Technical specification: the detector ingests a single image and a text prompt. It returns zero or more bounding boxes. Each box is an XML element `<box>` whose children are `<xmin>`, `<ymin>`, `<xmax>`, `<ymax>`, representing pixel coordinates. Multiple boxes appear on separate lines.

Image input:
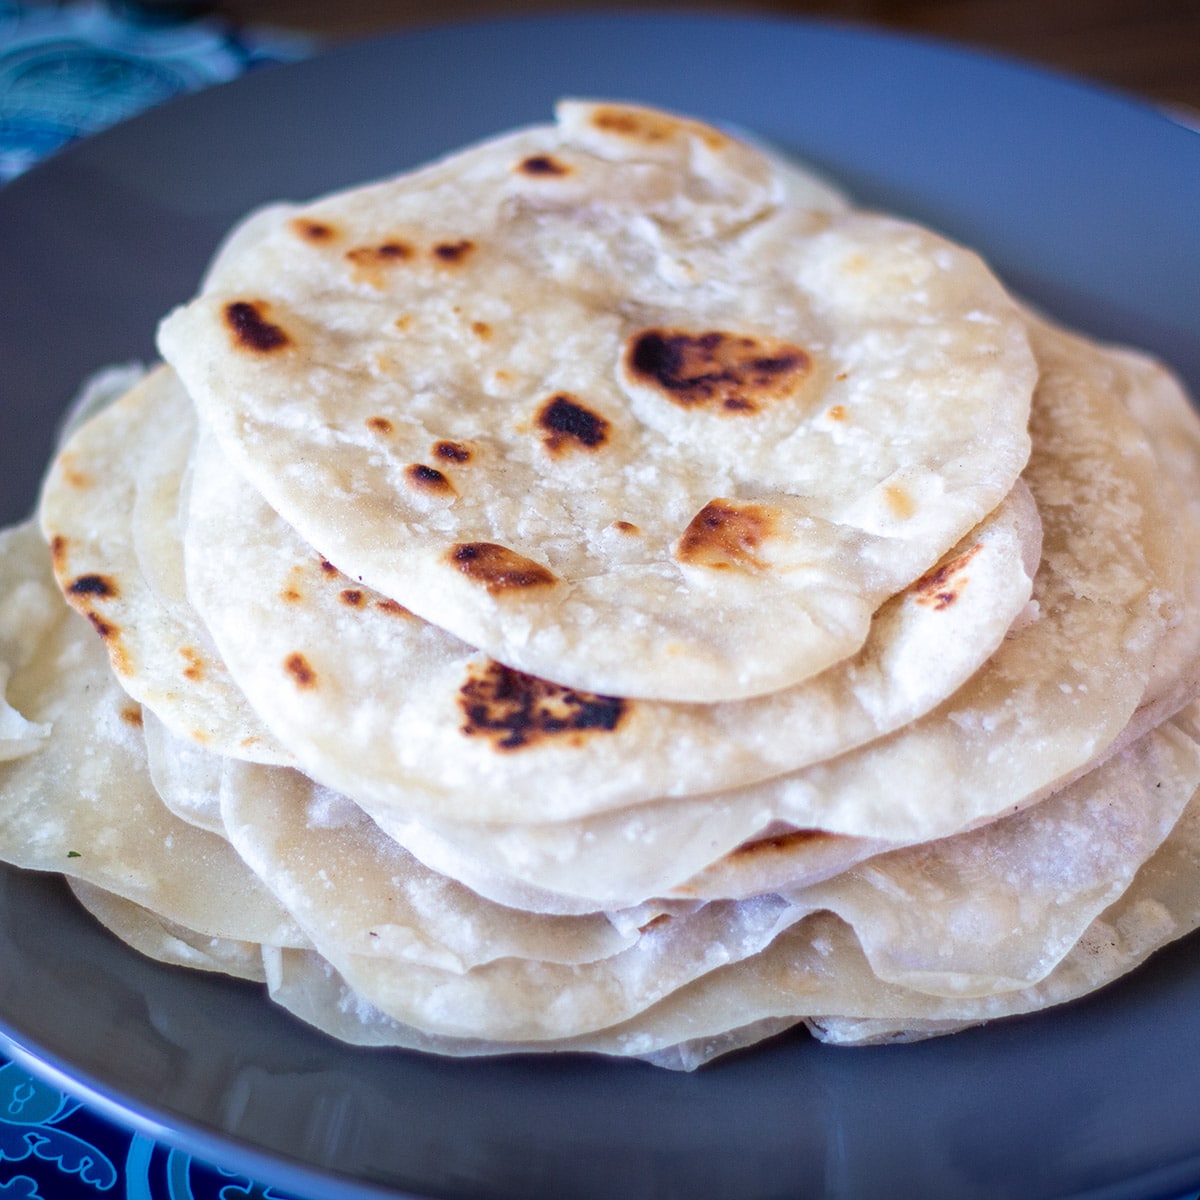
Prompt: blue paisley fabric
<box><xmin>0</xmin><ymin>1058</ymin><xmax>306</xmax><ymax>1199</ymax></box>
<box><xmin>0</xmin><ymin>0</ymin><xmax>310</xmax><ymax>179</ymax></box>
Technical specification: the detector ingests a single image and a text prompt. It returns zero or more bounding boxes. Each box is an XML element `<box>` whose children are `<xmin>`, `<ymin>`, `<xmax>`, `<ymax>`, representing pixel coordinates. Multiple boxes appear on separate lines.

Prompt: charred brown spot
<box><xmin>347</xmin><ymin>241</ymin><xmax>413</xmax><ymax>264</ymax></box>
<box><xmin>536</xmin><ymin>394</ymin><xmax>610</xmax><ymax>454</ymax></box>
<box><xmin>405</xmin><ymin>463</ymin><xmax>456</xmax><ymax>496</ymax></box>
<box><xmin>50</xmin><ymin>535</ymin><xmax>68</xmax><ymax>569</ymax></box>
<box><xmin>68</xmin><ymin>574</ymin><xmax>117</xmax><ymax>599</ymax></box>
<box><xmin>518</xmin><ymin>154</ymin><xmax>570</xmax><ymax>176</ymax></box>
<box><xmin>625</xmin><ymin>329</ymin><xmax>811</xmax><ymax>414</ymax></box>
<box><xmin>637</xmin><ymin>914</ymin><xmax>672</xmax><ymax>935</ymax></box>
<box><xmin>225</xmin><ymin>301</ymin><xmax>290</xmax><ymax>353</ymax></box>
<box><xmin>612</xmin><ymin>520</ymin><xmax>639</xmax><ymax>535</ymax></box>
<box><xmin>375</xmin><ymin>598</ymin><xmax>412</xmax><ymax>618</ymax></box>
<box><xmin>346</xmin><ymin>242</ymin><xmax>415</xmax><ymax>288</ymax></box>
<box><xmin>432</xmin><ymin>239</ymin><xmax>474</xmax><ymax>264</ymax></box>
<box><xmin>731</xmin><ymin>829</ymin><xmax>827</xmax><ymax>858</ymax></box>
<box><xmin>434</xmin><ymin>440</ymin><xmax>472</xmax><ymax>463</ymax></box>
<box><xmin>291</xmin><ymin>218</ymin><xmax>337</xmax><ymax>243</ymax></box>
<box><xmin>913</xmin><ymin>543</ymin><xmax>983</xmax><ymax>611</ymax></box>
<box><xmin>366</xmin><ymin>416</ymin><xmax>394</xmax><ymax>436</ymax></box>
<box><xmin>120</xmin><ymin>706</ymin><xmax>144</xmax><ymax>728</ymax></box>
<box><xmin>676</xmin><ymin>500</ymin><xmax>776</xmax><ymax>571</ymax></box>
<box><xmin>827</xmin><ymin>404</ymin><xmax>847</xmax><ymax>421</ymax></box>
<box><xmin>471</xmin><ymin>321</ymin><xmax>493</xmax><ymax>340</ymax></box>
<box><xmin>279</xmin><ymin>587</ymin><xmax>303</xmax><ymax>603</ymax></box>
<box><xmin>284</xmin><ymin>652</ymin><xmax>317</xmax><ymax>689</ymax></box>
<box><xmin>86</xmin><ymin>612</ymin><xmax>115</xmax><ymax>639</ymax></box>
<box><xmin>58</xmin><ymin>455</ymin><xmax>91</xmax><ymax>489</ymax></box>
<box><xmin>339</xmin><ymin>589</ymin><xmax>364</xmax><ymax>607</ymax></box>
<box><xmin>450</xmin><ymin>543</ymin><xmax>557</xmax><ymax>593</ymax></box>
<box><xmin>179</xmin><ymin>646</ymin><xmax>206</xmax><ymax>682</ymax></box>
<box><xmin>458</xmin><ymin>659</ymin><xmax>626</xmax><ymax>751</ymax></box>
<box><xmin>319</xmin><ymin>559</ymin><xmax>339</xmax><ymax>576</ymax></box>
<box><xmin>590</xmin><ymin>106</ymin><xmax>727</xmax><ymax>150</ymax></box>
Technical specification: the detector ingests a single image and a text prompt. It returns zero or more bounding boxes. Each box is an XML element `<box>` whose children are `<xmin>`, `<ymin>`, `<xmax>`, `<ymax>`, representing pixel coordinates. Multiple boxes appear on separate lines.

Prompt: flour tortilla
<box><xmin>218</xmin><ymin>756</ymin><xmax>705</xmax><ymax>973</ymax></box>
<box><xmin>0</xmin><ymin>522</ymin><xmax>56</xmax><ymax>760</ymax></box>
<box><xmin>142</xmin><ymin>707</ymin><xmax>226</xmax><ymax>835</ymax></box>
<box><xmin>686</xmin><ymin>315</ymin><xmax>1182</xmax><ymax>843</ymax></box>
<box><xmin>256</xmin><ymin>712</ymin><xmax>1200</xmax><ymax>1058</ymax></box>
<box><xmin>183</xmin><ymin>412</ymin><xmax>1039</xmax><ymax>820</ymax></box>
<box><xmin>160</xmin><ymin>99</ymin><xmax>1035</xmax><ymax>702</ymax></box>
<box><xmin>273</xmin><ymin>316</ymin><xmax>1189</xmax><ymax>922</ymax></box>
<box><xmin>37</xmin><ymin>367</ymin><xmax>290</xmax><ymax>765</ymax></box>
<box><xmin>0</xmin><ymin>524</ymin><xmax>302</xmax><ymax>946</ymax></box>
<box><xmin>208</xmin><ymin>702</ymin><xmax>1198</xmax><ymax>1043</ymax></box>
<box><xmin>69</xmin><ymin>879</ymin><xmax>270</xmax><ymax>982</ymax></box>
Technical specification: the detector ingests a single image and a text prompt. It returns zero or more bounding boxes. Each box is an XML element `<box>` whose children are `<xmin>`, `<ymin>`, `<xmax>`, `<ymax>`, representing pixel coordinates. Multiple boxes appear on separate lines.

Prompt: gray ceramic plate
<box><xmin>1</xmin><ymin>13</ymin><xmax>1199</xmax><ymax>1200</ymax></box>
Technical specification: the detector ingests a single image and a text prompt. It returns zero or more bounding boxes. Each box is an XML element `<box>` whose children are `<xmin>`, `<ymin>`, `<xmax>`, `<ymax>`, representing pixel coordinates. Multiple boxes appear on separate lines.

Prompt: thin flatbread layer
<box><xmin>37</xmin><ymin>367</ymin><xmax>291</xmax><ymax>765</ymax></box>
<box><xmin>213</xmin><ymin>708</ymin><xmax>1198</xmax><ymax>1043</ymax></box>
<box><xmin>681</xmin><ymin>315</ymin><xmax>1181</xmax><ymax>843</ymax></box>
<box><xmin>183</xmin><ymin>410</ymin><xmax>1039</xmax><ymax>820</ymax></box>
<box><xmin>0</xmin><ymin>522</ymin><xmax>302</xmax><ymax>946</ymax></box>
<box><xmin>218</xmin><ymin>754</ymin><xmax>706</xmax><ymax>973</ymax></box>
<box><xmin>268</xmin><ymin>315</ymin><xmax>1187</xmax><ymax>920</ymax></box>
<box><xmin>69</xmin><ymin>879</ymin><xmax>269</xmax><ymax>982</ymax></box>
<box><xmin>257</xmin><ymin>712</ymin><xmax>1200</xmax><ymax>1058</ymax></box>
<box><xmin>159</xmin><ymin>100</ymin><xmax>1035</xmax><ymax>702</ymax></box>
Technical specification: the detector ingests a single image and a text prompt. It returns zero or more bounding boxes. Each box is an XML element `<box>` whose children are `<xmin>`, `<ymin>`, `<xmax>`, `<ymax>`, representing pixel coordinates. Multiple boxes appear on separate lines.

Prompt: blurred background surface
<box><xmin>202</xmin><ymin>0</ymin><xmax>1200</xmax><ymax>114</ymax></box>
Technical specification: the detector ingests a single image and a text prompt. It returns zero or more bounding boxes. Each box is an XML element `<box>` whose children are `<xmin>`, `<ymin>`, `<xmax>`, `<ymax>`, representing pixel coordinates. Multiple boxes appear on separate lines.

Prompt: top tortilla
<box><xmin>158</xmin><ymin>99</ymin><xmax>1035</xmax><ymax>701</ymax></box>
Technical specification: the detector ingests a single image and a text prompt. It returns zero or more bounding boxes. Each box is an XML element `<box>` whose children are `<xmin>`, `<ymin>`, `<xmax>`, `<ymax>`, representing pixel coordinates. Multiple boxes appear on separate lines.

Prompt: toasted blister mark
<box><xmin>284</xmin><ymin>652</ymin><xmax>317</xmax><ymax>689</ymax></box>
<box><xmin>119</xmin><ymin>706</ymin><xmax>144</xmax><ymax>728</ymax></box>
<box><xmin>434</xmin><ymin>440</ymin><xmax>472</xmax><ymax>464</ymax></box>
<box><xmin>366</xmin><ymin>416</ymin><xmax>395</xmax><ymax>436</ymax></box>
<box><xmin>49</xmin><ymin>535</ymin><xmax>68</xmax><ymax>570</ymax></box>
<box><xmin>885</xmin><ymin>484</ymin><xmax>915</xmax><ymax>520</ymax></box>
<box><xmin>449</xmin><ymin>543</ymin><xmax>559</xmax><ymax>594</ymax></box>
<box><xmin>913</xmin><ymin>542</ymin><xmax>984</xmax><ymax>611</ymax></box>
<box><xmin>637</xmin><ymin>913</ymin><xmax>672</xmax><ymax>935</ymax></box>
<box><xmin>224</xmin><ymin>301</ymin><xmax>291</xmax><ymax>353</ymax></box>
<box><xmin>179</xmin><ymin>646</ymin><xmax>206</xmax><ymax>682</ymax></box>
<box><xmin>346</xmin><ymin>241</ymin><xmax>414</xmax><ymax>286</ymax></box>
<box><xmin>826</xmin><ymin>405</ymin><xmax>847</xmax><ymax>422</ymax></box>
<box><xmin>458</xmin><ymin>659</ymin><xmax>626</xmax><ymax>751</ymax></box>
<box><xmin>516</xmin><ymin>153</ymin><xmax>571</xmax><ymax>177</ymax></box>
<box><xmin>587</xmin><ymin>103</ymin><xmax>728</xmax><ymax>151</ymax></box>
<box><xmin>471</xmin><ymin>321</ymin><xmax>493</xmax><ymax>340</ymax></box>
<box><xmin>319</xmin><ymin>559</ymin><xmax>339</xmax><ymax>577</ymax></box>
<box><xmin>290</xmin><ymin>218</ymin><xmax>338</xmax><ymax>243</ymax></box>
<box><xmin>279</xmin><ymin>587</ymin><xmax>303</xmax><ymax>603</ymax></box>
<box><xmin>67</xmin><ymin>573</ymin><xmax>118</xmax><ymax>599</ymax></box>
<box><xmin>624</xmin><ymin>329</ymin><xmax>812</xmax><ymax>414</ymax></box>
<box><xmin>730</xmin><ymin>829</ymin><xmax>827</xmax><ymax>859</ymax></box>
<box><xmin>536</xmin><ymin>394</ymin><xmax>610</xmax><ymax>454</ymax></box>
<box><xmin>57</xmin><ymin>452</ymin><xmax>91</xmax><ymax>489</ymax></box>
<box><xmin>405</xmin><ymin>463</ymin><xmax>457</xmax><ymax>496</ymax></box>
<box><xmin>675</xmin><ymin>499</ymin><xmax>777</xmax><ymax>571</ymax></box>
<box><xmin>339</xmin><ymin>589</ymin><xmax>365</xmax><ymax>608</ymax></box>
<box><xmin>432</xmin><ymin>239</ymin><xmax>474</xmax><ymax>265</ymax></box>
<box><xmin>83</xmin><ymin>612</ymin><xmax>130</xmax><ymax>675</ymax></box>
<box><xmin>374</xmin><ymin>598</ymin><xmax>413</xmax><ymax>618</ymax></box>
<box><xmin>612</xmin><ymin>520</ymin><xmax>640</xmax><ymax>535</ymax></box>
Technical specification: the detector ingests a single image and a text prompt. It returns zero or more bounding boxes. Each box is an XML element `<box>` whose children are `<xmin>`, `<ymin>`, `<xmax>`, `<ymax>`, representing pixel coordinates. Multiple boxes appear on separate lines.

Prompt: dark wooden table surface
<box><xmin>207</xmin><ymin>0</ymin><xmax>1200</xmax><ymax>116</ymax></box>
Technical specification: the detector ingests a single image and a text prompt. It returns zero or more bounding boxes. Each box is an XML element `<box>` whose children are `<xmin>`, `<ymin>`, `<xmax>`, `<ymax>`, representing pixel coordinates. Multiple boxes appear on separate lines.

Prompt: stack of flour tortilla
<box><xmin>4</xmin><ymin>100</ymin><xmax>1200</xmax><ymax>1068</ymax></box>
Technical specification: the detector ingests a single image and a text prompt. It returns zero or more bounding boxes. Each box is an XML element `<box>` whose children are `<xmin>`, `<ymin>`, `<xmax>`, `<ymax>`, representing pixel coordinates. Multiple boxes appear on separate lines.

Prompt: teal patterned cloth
<box><xmin>0</xmin><ymin>0</ymin><xmax>310</xmax><ymax>179</ymax></box>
